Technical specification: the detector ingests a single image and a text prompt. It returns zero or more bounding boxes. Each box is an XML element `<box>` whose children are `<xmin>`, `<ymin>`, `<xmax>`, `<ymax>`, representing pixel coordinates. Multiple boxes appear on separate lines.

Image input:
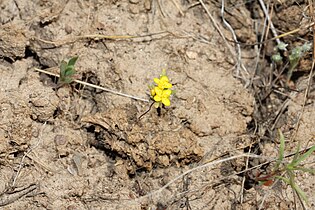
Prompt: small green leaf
<box><xmin>68</xmin><ymin>56</ymin><xmax>78</xmax><ymax>66</ymax></box>
<box><xmin>60</xmin><ymin>61</ymin><xmax>68</xmax><ymax>76</ymax></box>
<box><xmin>58</xmin><ymin>56</ymin><xmax>79</xmax><ymax>85</ymax></box>
<box><xmin>301</xmin><ymin>43</ymin><xmax>312</xmax><ymax>52</ymax></box>
<box><xmin>290</xmin><ymin>47</ymin><xmax>302</xmax><ymax>61</ymax></box>
<box><xmin>276</xmin><ymin>42</ymin><xmax>288</xmax><ymax>51</ymax></box>
<box><xmin>64</xmin><ymin>68</ymin><xmax>76</xmax><ymax>77</ymax></box>
<box><xmin>272</xmin><ymin>53</ymin><xmax>282</xmax><ymax>62</ymax></box>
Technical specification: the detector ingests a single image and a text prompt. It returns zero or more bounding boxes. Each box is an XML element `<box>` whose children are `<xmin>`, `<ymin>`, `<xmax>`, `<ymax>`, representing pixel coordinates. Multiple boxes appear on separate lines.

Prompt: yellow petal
<box><xmin>160</xmin><ymin>76</ymin><xmax>169</xmax><ymax>83</ymax></box>
<box><xmin>164</xmin><ymin>82</ymin><xmax>172</xmax><ymax>89</ymax></box>
<box><xmin>154</xmin><ymin>95</ymin><xmax>161</xmax><ymax>102</ymax></box>
<box><xmin>162</xmin><ymin>89</ymin><xmax>172</xmax><ymax>97</ymax></box>
<box><xmin>162</xmin><ymin>98</ymin><xmax>170</xmax><ymax>106</ymax></box>
<box><xmin>158</xmin><ymin>83</ymin><xmax>164</xmax><ymax>89</ymax></box>
<box><xmin>154</xmin><ymin>78</ymin><xmax>160</xmax><ymax>84</ymax></box>
<box><xmin>154</xmin><ymin>87</ymin><xmax>163</xmax><ymax>95</ymax></box>
<box><xmin>150</xmin><ymin>89</ymin><xmax>156</xmax><ymax>96</ymax></box>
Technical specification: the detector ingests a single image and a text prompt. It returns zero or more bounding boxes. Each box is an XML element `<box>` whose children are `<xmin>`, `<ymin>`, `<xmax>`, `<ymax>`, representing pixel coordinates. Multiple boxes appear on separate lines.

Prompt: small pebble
<box><xmin>65</xmin><ymin>25</ymin><xmax>72</xmax><ymax>34</ymax></box>
<box><xmin>54</xmin><ymin>135</ymin><xmax>67</xmax><ymax>145</ymax></box>
<box><xmin>186</xmin><ymin>50</ymin><xmax>198</xmax><ymax>60</ymax></box>
<box><xmin>144</xmin><ymin>0</ymin><xmax>151</xmax><ymax>10</ymax></box>
<box><xmin>129</xmin><ymin>4</ymin><xmax>139</xmax><ymax>14</ymax></box>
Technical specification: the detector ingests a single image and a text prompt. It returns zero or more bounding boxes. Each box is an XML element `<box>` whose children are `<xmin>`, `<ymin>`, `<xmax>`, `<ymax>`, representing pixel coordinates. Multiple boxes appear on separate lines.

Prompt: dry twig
<box><xmin>129</xmin><ymin>153</ymin><xmax>267</xmax><ymax>203</ymax></box>
<box><xmin>34</xmin><ymin>68</ymin><xmax>150</xmax><ymax>102</ymax></box>
<box><xmin>199</xmin><ymin>0</ymin><xmax>249</xmax><ymax>82</ymax></box>
<box><xmin>258</xmin><ymin>0</ymin><xmax>282</xmax><ymax>46</ymax></box>
<box><xmin>12</xmin><ymin>122</ymin><xmax>47</xmax><ymax>187</ymax></box>
<box><xmin>220</xmin><ymin>0</ymin><xmax>242</xmax><ymax>75</ymax></box>
<box><xmin>0</xmin><ymin>184</ymin><xmax>37</xmax><ymax>207</ymax></box>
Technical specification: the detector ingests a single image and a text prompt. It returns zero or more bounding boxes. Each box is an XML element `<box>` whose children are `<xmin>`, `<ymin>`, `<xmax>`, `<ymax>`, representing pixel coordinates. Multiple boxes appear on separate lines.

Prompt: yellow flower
<box><xmin>153</xmin><ymin>87</ymin><xmax>172</xmax><ymax>106</ymax></box>
<box><xmin>150</xmin><ymin>88</ymin><xmax>156</xmax><ymax>97</ymax></box>
<box><xmin>149</xmin><ymin>70</ymin><xmax>173</xmax><ymax>108</ymax></box>
<box><xmin>154</xmin><ymin>75</ymin><xmax>172</xmax><ymax>90</ymax></box>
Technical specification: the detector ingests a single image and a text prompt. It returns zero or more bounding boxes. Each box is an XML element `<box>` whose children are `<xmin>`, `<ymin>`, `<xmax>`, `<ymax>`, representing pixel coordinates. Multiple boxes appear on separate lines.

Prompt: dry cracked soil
<box><xmin>0</xmin><ymin>0</ymin><xmax>314</xmax><ymax>209</ymax></box>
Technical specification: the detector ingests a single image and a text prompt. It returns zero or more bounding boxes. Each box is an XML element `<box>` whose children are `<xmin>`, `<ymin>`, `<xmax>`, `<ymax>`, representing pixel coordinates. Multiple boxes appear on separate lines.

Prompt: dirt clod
<box><xmin>1</xmin><ymin>0</ymin><xmax>314</xmax><ymax>209</ymax></box>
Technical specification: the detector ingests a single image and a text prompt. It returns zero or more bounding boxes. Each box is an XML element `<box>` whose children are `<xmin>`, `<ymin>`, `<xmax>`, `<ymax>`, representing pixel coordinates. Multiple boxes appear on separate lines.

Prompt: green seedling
<box><xmin>272</xmin><ymin>42</ymin><xmax>311</xmax><ymax>83</ymax></box>
<box><xmin>287</xmin><ymin>43</ymin><xmax>311</xmax><ymax>82</ymax></box>
<box><xmin>58</xmin><ymin>56</ymin><xmax>78</xmax><ymax>85</ymax></box>
<box><xmin>256</xmin><ymin>130</ymin><xmax>315</xmax><ymax>204</ymax></box>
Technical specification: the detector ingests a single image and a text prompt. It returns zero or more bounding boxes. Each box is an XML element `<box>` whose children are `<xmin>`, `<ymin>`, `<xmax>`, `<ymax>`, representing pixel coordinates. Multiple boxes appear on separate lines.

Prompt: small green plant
<box><xmin>256</xmin><ymin>130</ymin><xmax>315</xmax><ymax>204</ymax></box>
<box><xmin>272</xmin><ymin>42</ymin><xmax>311</xmax><ymax>83</ymax></box>
<box><xmin>58</xmin><ymin>56</ymin><xmax>78</xmax><ymax>85</ymax></box>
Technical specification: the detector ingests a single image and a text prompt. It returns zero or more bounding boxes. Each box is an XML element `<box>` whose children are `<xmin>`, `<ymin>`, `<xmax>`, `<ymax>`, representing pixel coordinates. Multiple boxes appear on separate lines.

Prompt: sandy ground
<box><xmin>0</xmin><ymin>1</ymin><xmax>314</xmax><ymax>209</ymax></box>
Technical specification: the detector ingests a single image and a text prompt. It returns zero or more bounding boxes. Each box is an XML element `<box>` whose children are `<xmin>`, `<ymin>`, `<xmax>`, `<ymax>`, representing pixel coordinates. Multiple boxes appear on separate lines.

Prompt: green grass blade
<box><xmin>294</xmin><ymin>146</ymin><xmax>315</xmax><ymax>166</ymax></box>
<box><xmin>275</xmin><ymin>130</ymin><xmax>285</xmax><ymax>170</ymax></box>
<box><xmin>276</xmin><ymin>175</ymin><xmax>290</xmax><ymax>184</ymax></box>
<box><xmin>290</xmin><ymin>178</ymin><xmax>308</xmax><ymax>203</ymax></box>
<box><xmin>286</xmin><ymin>171</ymin><xmax>309</xmax><ymax>204</ymax></box>
<box><xmin>278</xmin><ymin>172</ymin><xmax>309</xmax><ymax>204</ymax></box>
<box><xmin>292</xmin><ymin>167</ymin><xmax>315</xmax><ymax>174</ymax></box>
<box><xmin>291</xmin><ymin>143</ymin><xmax>301</xmax><ymax>166</ymax></box>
